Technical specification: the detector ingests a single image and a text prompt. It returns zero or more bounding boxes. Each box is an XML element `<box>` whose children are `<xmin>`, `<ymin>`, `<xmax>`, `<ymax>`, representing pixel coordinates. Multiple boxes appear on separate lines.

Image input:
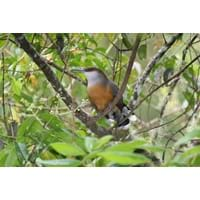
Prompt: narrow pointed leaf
<box><xmin>50</xmin><ymin>142</ymin><xmax>86</xmax><ymax>156</ymax></box>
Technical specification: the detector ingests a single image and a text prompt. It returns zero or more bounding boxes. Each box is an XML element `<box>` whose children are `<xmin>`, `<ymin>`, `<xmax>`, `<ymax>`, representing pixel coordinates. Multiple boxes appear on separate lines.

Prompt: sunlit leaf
<box><xmin>50</xmin><ymin>142</ymin><xmax>86</xmax><ymax>156</ymax></box>
<box><xmin>40</xmin><ymin>150</ymin><xmax>57</xmax><ymax>160</ymax></box>
<box><xmin>121</xmin><ymin>33</ymin><xmax>132</xmax><ymax>49</ymax></box>
<box><xmin>191</xmin><ymin>155</ymin><xmax>200</xmax><ymax>166</ymax></box>
<box><xmin>138</xmin><ymin>44</ymin><xmax>147</xmax><ymax>60</ymax></box>
<box><xmin>142</xmin><ymin>145</ymin><xmax>165</xmax><ymax>153</ymax></box>
<box><xmin>94</xmin><ymin>135</ymin><xmax>113</xmax><ymax>150</ymax></box>
<box><xmin>105</xmin><ymin>140</ymin><xmax>147</xmax><ymax>152</ymax></box>
<box><xmin>4</xmin><ymin>144</ymin><xmax>20</xmax><ymax>166</ymax></box>
<box><xmin>0</xmin><ymin>149</ymin><xmax>7</xmax><ymax>166</ymax></box>
<box><xmin>17</xmin><ymin>117</ymin><xmax>43</xmax><ymax>141</ymax></box>
<box><xmin>11</xmin><ymin>78</ymin><xmax>22</xmax><ymax>96</ymax></box>
<box><xmin>38</xmin><ymin>111</ymin><xmax>67</xmax><ymax>132</ymax></box>
<box><xmin>84</xmin><ymin>137</ymin><xmax>97</xmax><ymax>153</ymax></box>
<box><xmin>175</xmin><ymin>127</ymin><xmax>200</xmax><ymax>146</ymax></box>
<box><xmin>36</xmin><ymin>158</ymin><xmax>81</xmax><ymax>167</ymax></box>
<box><xmin>15</xmin><ymin>142</ymin><xmax>29</xmax><ymax>163</ymax></box>
<box><xmin>98</xmin><ymin>151</ymin><xmax>150</xmax><ymax>165</ymax></box>
<box><xmin>180</xmin><ymin>146</ymin><xmax>200</xmax><ymax>159</ymax></box>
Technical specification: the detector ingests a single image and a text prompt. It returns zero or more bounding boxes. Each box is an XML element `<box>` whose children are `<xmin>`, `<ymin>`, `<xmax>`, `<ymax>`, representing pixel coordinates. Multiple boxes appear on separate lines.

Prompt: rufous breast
<box><xmin>87</xmin><ymin>84</ymin><xmax>113</xmax><ymax>111</ymax></box>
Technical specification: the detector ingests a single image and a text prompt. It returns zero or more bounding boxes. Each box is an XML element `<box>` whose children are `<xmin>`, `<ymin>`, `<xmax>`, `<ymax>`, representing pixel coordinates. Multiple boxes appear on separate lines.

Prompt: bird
<box><xmin>72</xmin><ymin>67</ymin><xmax>130</xmax><ymax>127</ymax></box>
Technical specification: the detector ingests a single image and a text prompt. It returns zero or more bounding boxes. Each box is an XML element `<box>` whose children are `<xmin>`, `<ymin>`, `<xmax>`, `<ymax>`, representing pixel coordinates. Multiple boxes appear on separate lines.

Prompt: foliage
<box><xmin>0</xmin><ymin>33</ymin><xmax>200</xmax><ymax>166</ymax></box>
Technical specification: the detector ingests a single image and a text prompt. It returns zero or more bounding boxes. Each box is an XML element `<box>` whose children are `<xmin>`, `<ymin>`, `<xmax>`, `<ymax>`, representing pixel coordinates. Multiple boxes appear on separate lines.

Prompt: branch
<box><xmin>182</xmin><ymin>34</ymin><xmax>199</xmax><ymax>61</ymax></box>
<box><xmin>106</xmin><ymin>35</ymin><xmax>132</xmax><ymax>52</ymax></box>
<box><xmin>13</xmin><ymin>33</ymin><xmax>110</xmax><ymax>137</ymax></box>
<box><xmin>130</xmin><ymin>33</ymin><xmax>183</xmax><ymax>109</ymax></box>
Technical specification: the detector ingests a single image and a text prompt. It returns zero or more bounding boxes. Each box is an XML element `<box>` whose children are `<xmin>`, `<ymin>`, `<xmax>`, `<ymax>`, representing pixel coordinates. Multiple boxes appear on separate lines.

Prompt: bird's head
<box><xmin>71</xmin><ymin>67</ymin><xmax>107</xmax><ymax>86</ymax></box>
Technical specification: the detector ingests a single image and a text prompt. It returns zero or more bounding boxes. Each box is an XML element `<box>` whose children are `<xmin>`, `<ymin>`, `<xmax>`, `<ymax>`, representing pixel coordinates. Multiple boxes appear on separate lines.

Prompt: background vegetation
<box><xmin>0</xmin><ymin>33</ymin><xmax>200</xmax><ymax>166</ymax></box>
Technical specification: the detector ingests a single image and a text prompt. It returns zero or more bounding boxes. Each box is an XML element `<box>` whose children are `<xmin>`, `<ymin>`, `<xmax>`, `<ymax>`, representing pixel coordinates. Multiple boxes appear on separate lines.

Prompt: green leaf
<box><xmin>96</xmin><ymin>117</ymin><xmax>110</xmax><ymax>128</ymax></box>
<box><xmin>98</xmin><ymin>151</ymin><xmax>150</xmax><ymax>165</ymax></box>
<box><xmin>105</xmin><ymin>140</ymin><xmax>147</xmax><ymax>152</ymax></box>
<box><xmin>36</xmin><ymin>158</ymin><xmax>81</xmax><ymax>167</ymax></box>
<box><xmin>4</xmin><ymin>144</ymin><xmax>20</xmax><ymax>166</ymax></box>
<box><xmin>121</xmin><ymin>33</ymin><xmax>132</xmax><ymax>49</ymax></box>
<box><xmin>163</xmin><ymin>56</ymin><xmax>177</xmax><ymax>69</ymax></box>
<box><xmin>0</xmin><ymin>37</ymin><xmax>6</xmax><ymax>48</ymax></box>
<box><xmin>191</xmin><ymin>155</ymin><xmax>200</xmax><ymax>166</ymax></box>
<box><xmin>93</xmin><ymin>58</ymin><xmax>104</xmax><ymax>68</ymax></box>
<box><xmin>142</xmin><ymin>145</ymin><xmax>165</xmax><ymax>153</ymax></box>
<box><xmin>175</xmin><ymin>127</ymin><xmax>200</xmax><ymax>146</ymax></box>
<box><xmin>76</xmin><ymin>130</ymin><xmax>87</xmax><ymax>137</ymax></box>
<box><xmin>84</xmin><ymin>58</ymin><xmax>93</xmax><ymax>66</ymax></box>
<box><xmin>183</xmin><ymin>90</ymin><xmax>195</xmax><ymax>108</ymax></box>
<box><xmin>94</xmin><ymin>135</ymin><xmax>113</xmax><ymax>150</ymax></box>
<box><xmin>40</xmin><ymin>150</ymin><xmax>57</xmax><ymax>160</ymax></box>
<box><xmin>11</xmin><ymin>78</ymin><xmax>22</xmax><ymax>96</ymax></box>
<box><xmin>84</xmin><ymin>137</ymin><xmax>97</xmax><ymax>153</ymax></box>
<box><xmin>138</xmin><ymin>44</ymin><xmax>147</xmax><ymax>60</ymax></box>
<box><xmin>38</xmin><ymin>111</ymin><xmax>67</xmax><ymax>132</ymax></box>
<box><xmin>84</xmin><ymin>33</ymin><xmax>98</xmax><ymax>47</ymax></box>
<box><xmin>15</xmin><ymin>142</ymin><xmax>29</xmax><ymax>162</ymax></box>
<box><xmin>21</xmin><ymin>91</ymin><xmax>33</xmax><ymax>103</ymax></box>
<box><xmin>81</xmin><ymin>151</ymin><xmax>100</xmax><ymax>164</ymax></box>
<box><xmin>0</xmin><ymin>149</ymin><xmax>7</xmax><ymax>166</ymax></box>
<box><xmin>180</xmin><ymin>146</ymin><xmax>200</xmax><ymax>159</ymax></box>
<box><xmin>95</xmin><ymin>47</ymin><xmax>106</xmax><ymax>53</ymax></box>
<box><xmin>50</xmin><ymin>142</ymin><xmax>86</xmax><ymax>156</ymax></box>
<box><xmin>17</xmin><ymin>117</ymin><xmax>43</xmax><ymax>141</ymax></box>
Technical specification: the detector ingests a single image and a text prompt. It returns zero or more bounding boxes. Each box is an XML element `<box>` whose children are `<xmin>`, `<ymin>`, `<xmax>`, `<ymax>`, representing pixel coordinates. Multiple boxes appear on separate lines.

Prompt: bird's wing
<box><xmin>108</xmin><ymin>80</ymin><xmax>125</xmax><ymax>111</ymax></box>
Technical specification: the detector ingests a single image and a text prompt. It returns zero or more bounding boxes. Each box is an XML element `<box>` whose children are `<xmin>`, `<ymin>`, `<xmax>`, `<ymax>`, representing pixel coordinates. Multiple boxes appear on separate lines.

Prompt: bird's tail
<box><xmin>118</xmin><ymin>104</ymin><xmax>130</xmax><ymax>127</ymax></box>
<box><xmin>106</xmin><ymin>104</ymin><xmax>130</xmax><ymax>127</ymax></box>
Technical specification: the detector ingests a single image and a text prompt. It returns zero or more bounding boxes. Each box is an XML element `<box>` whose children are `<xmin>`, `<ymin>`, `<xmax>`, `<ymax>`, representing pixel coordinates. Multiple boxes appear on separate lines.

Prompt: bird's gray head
<box><xmin>72</xmin><ymin>67</ymin><xmax>108</xmax><ymax>86</ymax></box>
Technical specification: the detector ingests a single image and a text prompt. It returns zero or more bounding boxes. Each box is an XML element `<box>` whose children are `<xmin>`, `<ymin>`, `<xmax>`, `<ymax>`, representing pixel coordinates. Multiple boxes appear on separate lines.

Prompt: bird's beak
<box><xmin>71</xmin><ymin>68</ymin><xmax>85</xmax><ymax>73</ymax></box>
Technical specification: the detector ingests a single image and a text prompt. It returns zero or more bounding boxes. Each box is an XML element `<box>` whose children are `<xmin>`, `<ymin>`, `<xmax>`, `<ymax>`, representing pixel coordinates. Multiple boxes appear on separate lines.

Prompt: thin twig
<box><xmin>182</xmin><ymin>34</ymin><xmax>198</xmax><ymax>61</ymax></box>
<box><xmin>107</xmin><ymin>34</ymin><xmax>135</xmax><ymax>52</ymax></box>
<box><xmin>134</xmin><ymin>109</ymin><xmax>188</xmax><ymax>135</ymax></box>
<box><xmin>162</xmin><ymin>34</ymin><xmax>167</xmax><ymax>44</ymax></box>
<box><xmin>46</xmin><ymin>60</ymin><xmax>86</xmax><ymax>86</ymax></box>
<box><xmin>45</xmin><ymin>33</ymin><xmax>68</xmax><ymax>66</ymax></box>
<box><xmin>1</xmin><ymin>53</ymin><xmax>10</xmax><ymax>135</ymax></box>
